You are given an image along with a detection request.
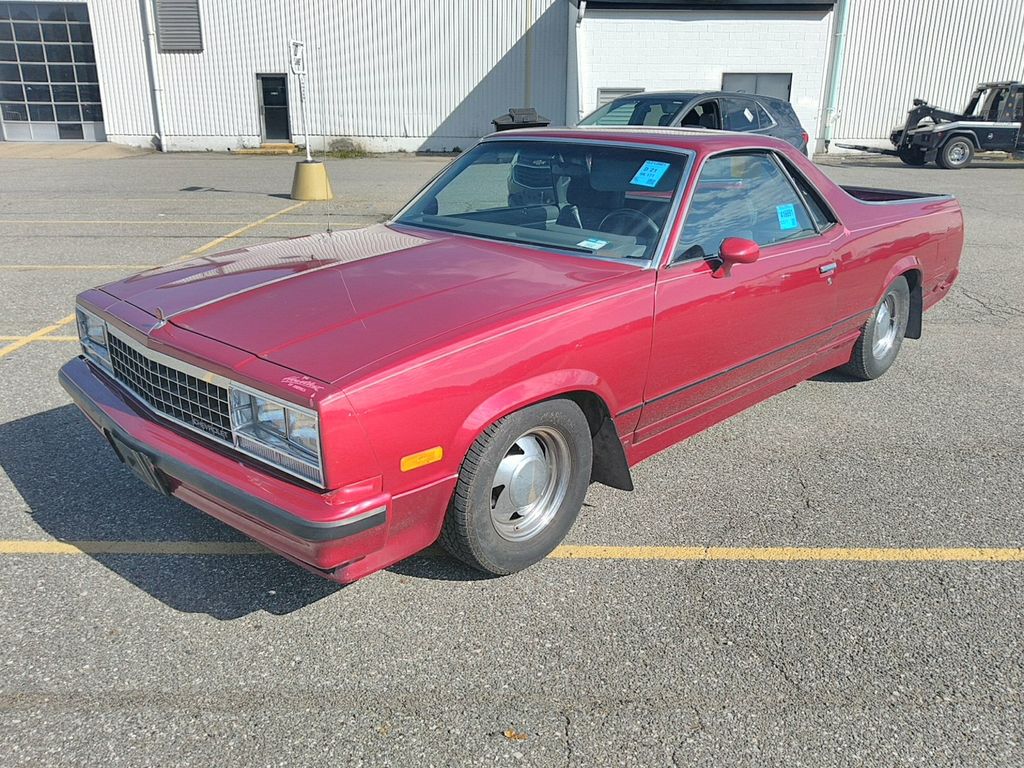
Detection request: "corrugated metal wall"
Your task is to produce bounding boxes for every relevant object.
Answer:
[89,0,567,150]
[88,0,155,140]
[834,0,1024,141]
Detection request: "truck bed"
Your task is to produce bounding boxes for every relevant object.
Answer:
[841,185,952,203]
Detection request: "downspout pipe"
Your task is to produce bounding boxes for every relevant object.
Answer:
[139,0,167,152]
[565,0,586,125]
[823,0,849,153]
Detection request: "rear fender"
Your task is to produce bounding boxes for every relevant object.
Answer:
[941,130,979,148]
[879,255,924,339]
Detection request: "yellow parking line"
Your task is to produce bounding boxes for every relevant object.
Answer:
[550,546,1024,562]
[0,265,156,271]
[175,199,309,261]
[0,219,301,226]
[0,335,77,342]
[0,314,76,359]
[0,540,266,556]
[0,203,311,357]
[1,541,1022,562]
[0,219,323,225]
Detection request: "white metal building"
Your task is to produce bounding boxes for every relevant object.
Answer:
[0,0,1020,153]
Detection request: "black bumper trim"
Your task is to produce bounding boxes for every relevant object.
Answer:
[58,359,386,544]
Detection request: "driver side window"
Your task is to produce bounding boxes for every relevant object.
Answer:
[674,152,817,261]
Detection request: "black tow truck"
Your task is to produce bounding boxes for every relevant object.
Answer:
[837,81,1024,169]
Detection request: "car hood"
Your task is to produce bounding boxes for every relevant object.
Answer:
[100,225,633,383]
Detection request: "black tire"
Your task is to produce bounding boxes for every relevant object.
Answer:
[841,276,911,380]
[898,147,927,166]
[936,136,974,169]
[439,399,593,575]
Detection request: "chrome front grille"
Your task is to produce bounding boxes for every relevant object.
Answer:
[107,332,233,443]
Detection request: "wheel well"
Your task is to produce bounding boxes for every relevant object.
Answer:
[560,390,634,492]
[902,268,923,339]
[943,131,978,148]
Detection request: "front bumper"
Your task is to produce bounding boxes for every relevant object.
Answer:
[58,356,391,577]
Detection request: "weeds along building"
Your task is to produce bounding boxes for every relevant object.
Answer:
[0,0,1020,152]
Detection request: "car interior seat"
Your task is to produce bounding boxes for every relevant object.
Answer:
[679,110,700,127]
[698,112,717,129]
[558,176,624,229]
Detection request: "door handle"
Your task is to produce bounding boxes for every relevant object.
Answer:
[819,263,838,275]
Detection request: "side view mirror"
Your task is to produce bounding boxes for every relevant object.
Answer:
[712,237,760,278]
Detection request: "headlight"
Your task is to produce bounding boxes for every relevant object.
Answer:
[229,387,322,485]
[76,306,111,372]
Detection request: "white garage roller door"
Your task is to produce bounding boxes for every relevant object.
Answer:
[575,8,833,149]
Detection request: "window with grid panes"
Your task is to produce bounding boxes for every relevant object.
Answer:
[0,2,102,141]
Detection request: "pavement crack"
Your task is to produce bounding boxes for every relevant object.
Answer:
[954,288,1024,321]
[563,710,573,768]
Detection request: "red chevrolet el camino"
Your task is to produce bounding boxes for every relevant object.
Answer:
[60,128,963,583]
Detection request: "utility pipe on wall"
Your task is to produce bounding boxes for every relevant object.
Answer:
[564,0,587,125]
[139,0,167,152]
[822,0,850,152]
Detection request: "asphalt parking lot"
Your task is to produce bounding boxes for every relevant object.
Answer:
[0,148,1022,766]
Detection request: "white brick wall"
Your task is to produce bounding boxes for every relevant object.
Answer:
[576,9,834,147]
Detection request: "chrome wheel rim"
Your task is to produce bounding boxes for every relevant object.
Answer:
[872,294,898,359]
[948,142,968,164]
[489,427,571,542]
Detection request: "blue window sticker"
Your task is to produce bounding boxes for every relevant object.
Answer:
[776,203,799,230]
[630,160,671,188]
[577,238,608,250]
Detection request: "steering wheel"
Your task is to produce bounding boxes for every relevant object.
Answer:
[599,208,659,242]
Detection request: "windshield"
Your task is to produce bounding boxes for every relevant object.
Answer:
[396,140,688,261]
[578,98,688,127]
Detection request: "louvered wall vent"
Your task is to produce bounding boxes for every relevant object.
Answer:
[156,0,203,52]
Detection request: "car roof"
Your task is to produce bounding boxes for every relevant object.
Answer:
[606,90,787,105]
[482,126,795,155]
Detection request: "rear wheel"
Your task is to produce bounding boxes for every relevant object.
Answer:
[439,399,593,575]
[898,146,927,166]
[936,136,974,169]
[841,277,911,380]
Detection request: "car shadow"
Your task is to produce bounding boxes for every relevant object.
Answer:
[385,547,496,582]
[0,405,343,619]
[810,370,862,384]
[177,186,295,200]
[1,404,487,616]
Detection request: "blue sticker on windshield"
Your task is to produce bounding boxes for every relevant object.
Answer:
[776,203,799,230]
[577,238,608,250]
[630,160,671,188]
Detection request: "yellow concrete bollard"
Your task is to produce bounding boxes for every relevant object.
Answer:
[291,160,334,201]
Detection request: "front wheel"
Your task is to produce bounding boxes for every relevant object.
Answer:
[439,399,593,575]
[840,277,911,380]
[936,136,974,169]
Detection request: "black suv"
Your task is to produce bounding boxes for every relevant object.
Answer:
[578,91,809,153]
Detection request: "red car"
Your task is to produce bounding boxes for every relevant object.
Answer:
[60,128,963,583]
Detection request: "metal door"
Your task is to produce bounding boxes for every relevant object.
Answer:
[257,74,289,142]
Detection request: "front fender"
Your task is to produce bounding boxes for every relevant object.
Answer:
[454,369,619,457]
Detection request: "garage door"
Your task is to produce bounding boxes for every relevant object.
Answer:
[0,2,104,142]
